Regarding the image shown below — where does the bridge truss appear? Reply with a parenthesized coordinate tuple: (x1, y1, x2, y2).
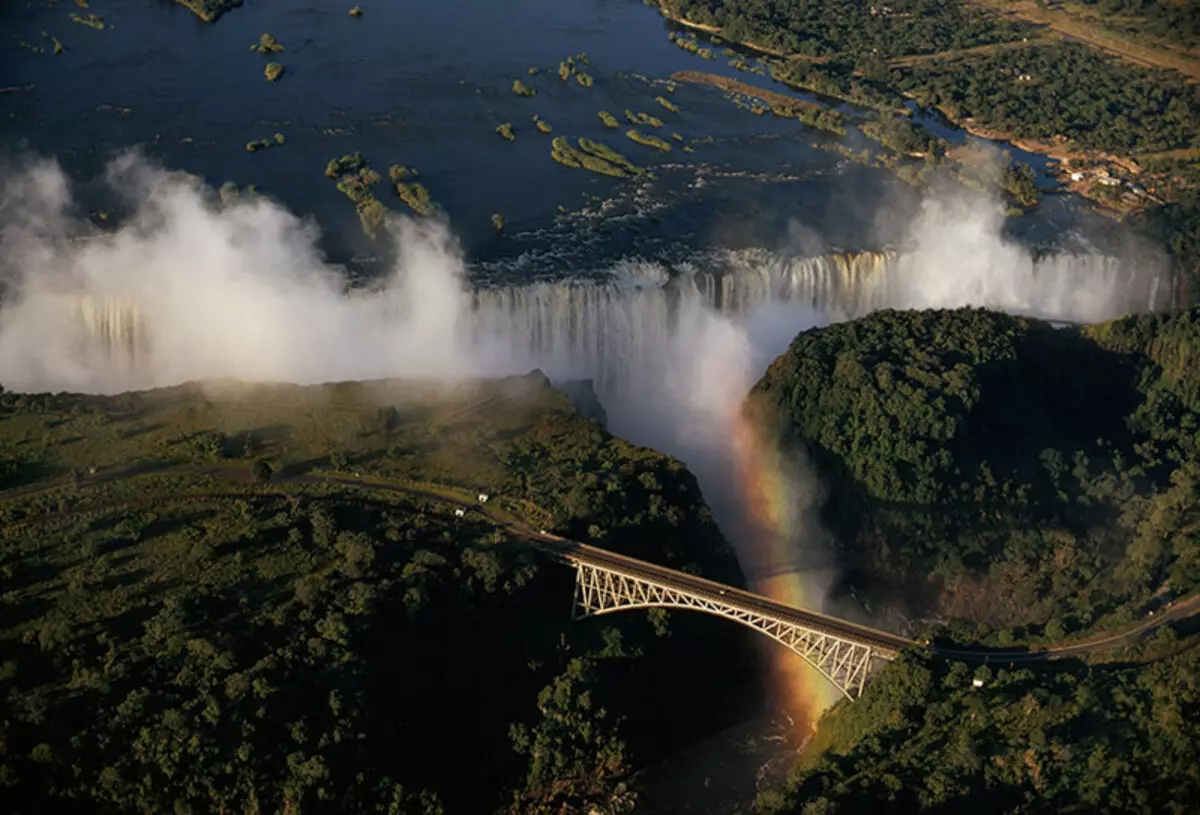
(571, 561, 892, 700)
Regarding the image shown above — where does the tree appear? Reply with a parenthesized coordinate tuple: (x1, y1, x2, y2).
(252, 460, 273, 484)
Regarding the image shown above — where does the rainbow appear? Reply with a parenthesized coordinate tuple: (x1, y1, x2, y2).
(731, 398, 843, 728)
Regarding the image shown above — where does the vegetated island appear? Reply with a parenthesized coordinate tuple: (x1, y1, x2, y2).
(551, 136, 645, 177)
(388, 164, 436, 217)
(556, 52, 594, 86)
(174, 0, 244, 23)
(0, 371, 751, 813)
(264, 62, 284, 82)
(624, 109, 664, 128)
(324, 152, 388, 237)
(245, 132, 285, 152)
(625, 129, 673, 152)
(69, 13, 105, 30)
(746, 306, 1200, 813)
(671, 70, 846, 135)
(251, 33, 284, 54)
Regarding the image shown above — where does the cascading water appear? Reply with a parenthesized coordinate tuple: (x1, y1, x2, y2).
(467, 247, 1170, 401)
(54, 246, 1171, 398)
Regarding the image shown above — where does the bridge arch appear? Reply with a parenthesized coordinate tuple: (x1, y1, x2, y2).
(570, 561, 893, 700)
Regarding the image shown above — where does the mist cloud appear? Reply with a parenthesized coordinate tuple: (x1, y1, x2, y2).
(0, 154, 472, 393)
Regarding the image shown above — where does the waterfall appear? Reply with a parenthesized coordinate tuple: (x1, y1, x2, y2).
(54, 248, 1168, 396)
(467, 248, 1168, 399)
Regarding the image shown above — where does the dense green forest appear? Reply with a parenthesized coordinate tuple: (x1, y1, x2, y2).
(0, 373, 755, 813)
(746, 308, 1200, 641)
(890, 42, 1200, 154)
(759, 645, 1200, 813)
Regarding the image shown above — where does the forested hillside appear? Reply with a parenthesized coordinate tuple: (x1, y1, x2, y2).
(0, 372, 754, 814)
(746, 308, 1200, 641)
(759, 645, 1200, 813)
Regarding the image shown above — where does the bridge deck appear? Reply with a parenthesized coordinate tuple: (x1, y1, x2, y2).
(524, 532, 917, 656)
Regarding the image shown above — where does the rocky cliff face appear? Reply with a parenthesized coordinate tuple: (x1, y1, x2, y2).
(554, 378, 609, 427)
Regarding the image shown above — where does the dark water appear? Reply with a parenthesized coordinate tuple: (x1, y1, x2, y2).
(1, 0, 1136, 279)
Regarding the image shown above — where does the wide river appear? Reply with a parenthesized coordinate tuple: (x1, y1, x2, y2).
(1, 0, 1139, 279)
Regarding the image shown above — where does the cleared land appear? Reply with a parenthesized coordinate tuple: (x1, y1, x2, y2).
(966, 0, 1200, 81)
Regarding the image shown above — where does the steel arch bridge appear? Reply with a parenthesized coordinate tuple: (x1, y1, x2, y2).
(566, 557, 913, 700)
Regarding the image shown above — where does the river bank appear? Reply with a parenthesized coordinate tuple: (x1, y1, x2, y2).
(653, 0, 1165, 218)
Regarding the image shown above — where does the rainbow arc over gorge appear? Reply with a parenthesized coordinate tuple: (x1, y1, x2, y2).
(731, 397, 844, 727)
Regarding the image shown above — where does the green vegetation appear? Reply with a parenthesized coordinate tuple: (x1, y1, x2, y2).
(892, 41, 1200, 155)
(768, 98, 846, 135)
(387, 164, 417, 183)
(395, 179, 436, 217)
(624, 129, 673, 152)
(747, 307, 1200, 639)
(69, 12, 105, 29)
(326, 153, 366, 178)
(551, 136, 645, 178)
(659, 0, 1200, 239)
(624, 110, 664, 128)
(496, 122, 516, 141)
(245, 133, 286, 152)
(556, 53, 593, 85)
(251, 33, 284, 54)
(655, 96, 681, 113)
(264, 62, 285, 82)
(859, 114, 944, 156)
(533, 115, 553, 134)
(672, 70, 847, 135)
(598, 110, 621, 129)
(760, 646, 1200, 813)
(325, 154, 390, 237)
(51, 36, 65, 55)
(0, 375, 748, 814)
(174, 0, 244, 22)
(512, 79, 537, 97)
(491, 212, 504, 232)
(1001, 160, 1042, 208)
